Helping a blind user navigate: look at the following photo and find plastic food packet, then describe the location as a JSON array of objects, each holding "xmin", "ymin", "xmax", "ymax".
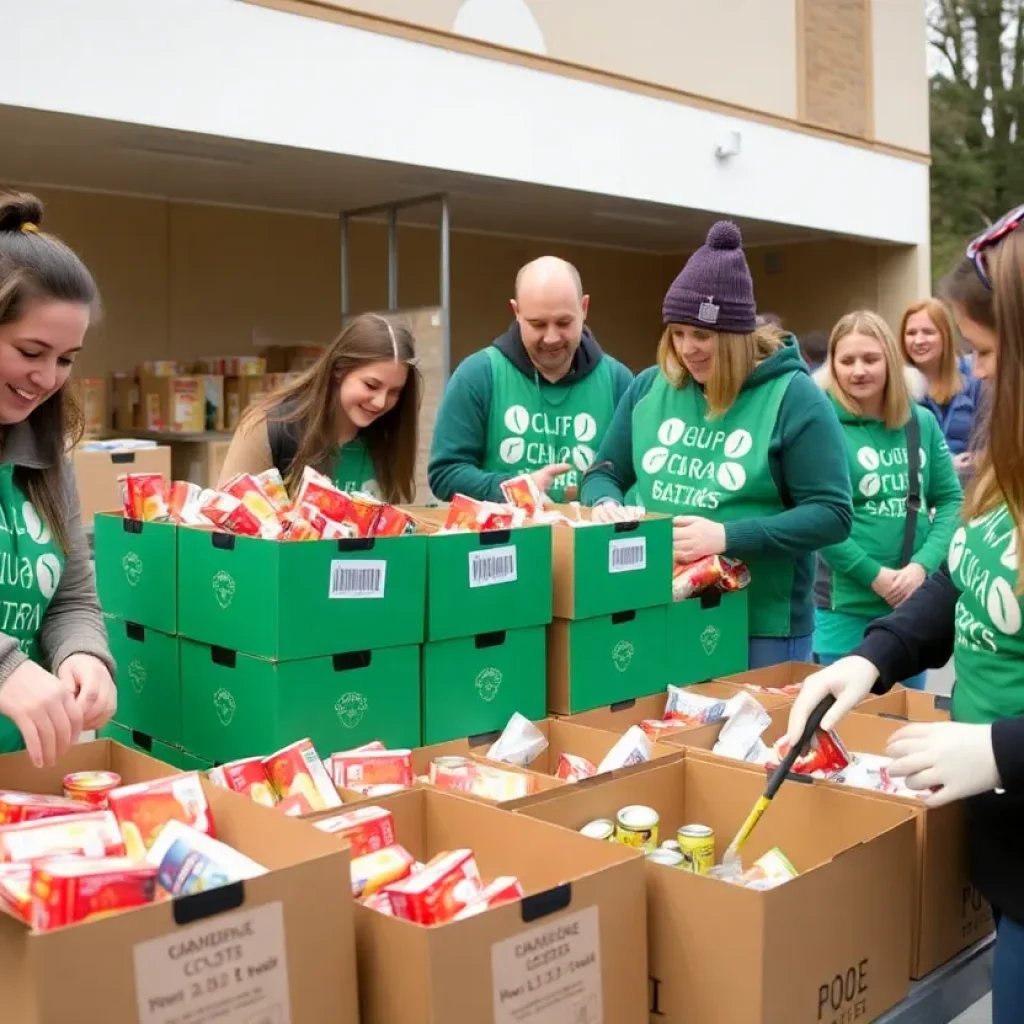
[
  {"xmin": 362, "ymin": 890, "xmax": 395, "ymax": 915},
  {"xmin": 837, "ymin": 753, "xmax": 916, "ymax": 797},
  {"xmin": 452, "ymin": 876, "xmax": 524, "ymax": 920},
  {"xmin": 766, "ymin": 728, "xmax": 851, "ymax": 779},
  {"xmin": 372, "ymin": 505, "xmax": 417, "ymax": 538},
  {"xmin": 207, "ymin": 757, "xmax": 278, "ymax": 808},
  {"xmin": 712, "ymin": 693, "xmax": 773, "ymax": 762},
  {"xmin": 31, "ymin": 856, "xmax": 159, "ymax": 931},
  {"xmin": 165, "ymin": 480, "xmax": 201, "ymax": 520},
  {"xmin": 383, "ymin": 849, "xmax": 483, "ymax": 925},
  {"xmin": 146, "ymin": 820, "xmax": 268, "ymax": 896},
  {"xmin": 0, "ymin": 810, "xmax": 127, "ymax": 863},
  {"xmin": 664, "ymin": 686, "xmax": 728, "ymax": 727},
  {"xmin": 500, "ymin": 475, "xmax": 546, "ymax": 517},
  {"xmin": 719, "ymin": 557, "xmax": 752, "ymax": 592},
  {"xmin": 295, "ymin": 466, "xmax": 353, "ymax": 524},
  {"xmin": 119, "ymin": 473, "xmax": 168, "ymax": 522},
  {"xmin": 742, "ymin": 681, "xmax": 804, "ymax": 696},
  {"xmin": 556, "ymin": 753, "xmax": 598, "ymax": 783},
  {"xmin": 255, "ymin": 467, "xmax": 290, "ymax": 511},
  {"xmin": 0, "ymin": 791, "xmax": 92, "ymax": 825},
  {"xmin": 428, "ymin": 759, "xmax": 535, "ymax": 802},
  {"xmin": 444, "ymin": 494, "xmax": 518, "ymax": 533},
  {"xmin": 0, "ymin": 863, "xmax": 31, "ymax": 922},
  {"xmin": 345, "ymin": 493, "xmax": 384, "ymax": 537},
  {"xmin": 639, "ymin": 719, "xmax": 683, "ymax": 741},
  {"xmin": 263, "ymin": 739, "xmax": 342, "ymax": 812},
  {"xmin": 329, "ymin": 749, "xmax": 414, "ymax": 790},
  {"xmin": 221, "ymin": 473, "xmax": 283, "ymax": 537},
  {"xmin": 313, "ymin": 806, "xmax": 397, "ymax": 857},
  {"xmin": 108, "ymin": 774, "xmax": 215, "ymax": 858},
  {"xmin": 350, "ymin": 844, "xmax": 416, "ymax": 899},
  {"xmin": 485, "ymin": 713, "xmax": 549, "ymax": 768},
  {"xmin": 736, "ymin": 848, "xmax": 798, "ymax": 890},
  {"xmin": 672, "ymin": 555, "xmax": 724, "ymax": 601},
  {"xmin": 596, "ymin": 725, "xmax": 653, "ymax": 773}
]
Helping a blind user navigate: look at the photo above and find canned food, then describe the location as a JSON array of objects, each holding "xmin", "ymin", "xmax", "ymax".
[
  {"xmin": 646, "ymin": 848, "xmax": 684, "ymax": 868},
  {"xmin": 579, "ymin": 818, "xmax": 615, "ymax": 842},
  {"xmin": 615, "ymin": 805, "xmax": 659, "ymax": 851},
  {"xmin": 63, "ymin": 771, "xmax": 121, "ymax": 810},
  {"xmin": 678, "ymin": 824, "xmax": 715, "ymax": 875},
  {"xmin": 661, "ymin": 840, "xmax": 681, "ymax": 853}
]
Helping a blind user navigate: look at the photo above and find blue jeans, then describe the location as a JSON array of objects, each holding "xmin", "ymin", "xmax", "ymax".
[
  {"xmin": 747, "ymin": 634, "xmax": 813, "ymax": 670},
  {"xmin": 814, "ymin": 652, "xmax": 927, "ymax": 690},
  {"xmin": 994, "ymin": 912, "xmax": 1024, "ymax": 1024}
]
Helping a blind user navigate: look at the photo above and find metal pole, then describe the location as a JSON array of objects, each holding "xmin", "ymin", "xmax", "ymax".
[
  {"xmin": 388, "ymin": 209, "xmax": 399, "ymax": 311},
  {"xmin": 340, "ymin": 214, "xmax": 350, "ymax": 321},
  {"xmin": 440, "ymin": 194, "xmax": 451, "ymax": 383}
]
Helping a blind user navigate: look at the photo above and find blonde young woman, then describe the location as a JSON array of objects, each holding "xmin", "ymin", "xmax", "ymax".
[
  {"xmin": 900, "ymin": 297, "xmax": 983, "ymax": 471},
  {"xmin": 812, "ymin": 312, "xmax": 962, "ymax": 686},
  {"xmin": 219, "ymin": 313, "xmax": 421, "ymax": 501},
  {"xmin": 581, "ymin": 221, "xmax": 852, "ymax": 669}
]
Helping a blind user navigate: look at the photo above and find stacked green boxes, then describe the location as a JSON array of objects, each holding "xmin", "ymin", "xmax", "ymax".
[
  {"xmin": 667, "ymin": 588, "xmax": 749, "ymax": 684},
  {"xmin": 418, "ymin": 517, "xmax": 551, "ymax": 744},
  {"xmin": 546, "ymin": 516, "xmax": 673, "ymax": 714}
]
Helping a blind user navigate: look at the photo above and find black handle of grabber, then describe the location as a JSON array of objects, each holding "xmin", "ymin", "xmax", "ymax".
[{"xmin": 764, "ymin": 695, "xmax": 836, "ymax": 800}]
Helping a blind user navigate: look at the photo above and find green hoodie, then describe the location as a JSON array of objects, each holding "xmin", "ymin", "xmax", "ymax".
[
  {"xmin": 581, "ymin": 336, "xmax": 852, "ymax": 638},
  {"xmin": 815, "ymin": 385, "xmax": 963, "ymax": 651}
]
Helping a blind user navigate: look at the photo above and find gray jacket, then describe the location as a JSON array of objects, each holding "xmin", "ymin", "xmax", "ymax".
[{"xmin": 0, "ymin": 422, "xmax": 114, "ymax": 685}]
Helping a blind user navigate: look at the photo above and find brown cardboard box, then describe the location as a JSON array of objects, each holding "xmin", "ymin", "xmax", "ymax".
[
  {"xmin": 77, "ymin": 377, "xmax": 107, "ymax": 437},
  {"xmin": 225, "ymin": 375, "xmax": 267, "ymax": 430},
  {"xmin": 858, "ymin": 685, "xmax": 953, "ymax": 721},
  {"xmin": 0, "ymin": 740, "xmax": 359, "ymax": 1024},
  {"xmin": 522, "ymin": 756, "xmax": 917, "ymax": 1023},
  {"xmin": 170, "ymin": 438, "xmax": 232, "ymax": 489},
  {"xmin": 712, "ymin": 659, "xmax": 819, "ymax": 701},
  {"xmin": 681, "ymin": 708, "xmax": 995, "ymax": 979},
  {"xmin": 111, "ymin": 372, "xmax": 138, "ymax": 431},
  {"xmin": 141, "ymin": 375, "xmax": 205, "ymax": 433},
  {"xmin": 73, "ymin": 445, "xmax": 172, "ymax": 526},
  {"xmin": 312, "ymin": 786, "xmax": 648, "ymax": 1024}
]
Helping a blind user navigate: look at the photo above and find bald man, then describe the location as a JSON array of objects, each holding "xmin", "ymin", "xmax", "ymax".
[{"xmin": 429, "ymin": 256, "xmax": 633, "ymax": 503}]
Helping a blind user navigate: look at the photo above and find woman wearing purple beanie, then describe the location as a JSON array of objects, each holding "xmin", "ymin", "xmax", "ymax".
[{"xmin": 582, "ymin": 221, "xmax": 853, "ymax": 669}]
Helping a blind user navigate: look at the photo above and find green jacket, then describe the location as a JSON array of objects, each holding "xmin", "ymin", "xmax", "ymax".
[{"xmin": 581, "ymin": 336, "xmax": 853, "ymax": 637}]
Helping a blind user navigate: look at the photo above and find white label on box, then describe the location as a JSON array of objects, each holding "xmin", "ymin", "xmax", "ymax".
[
  {"xmin": 608, "ymin": 537, "xmax": 647, "ymax": 574},
  {"xmin": 330, "ymin": 559, "xmax": 387, "ymax": 599},
  {"xmin": 133, "ymin": 901, "xmax": 291, "ymax": 1024},
  {"xmin": 491, "ymin": 905, "xmax": 602, "ymax": 1023},
  {"xmin": 469, "ymin": 546, "xmax": 518, "ymax": 588}
]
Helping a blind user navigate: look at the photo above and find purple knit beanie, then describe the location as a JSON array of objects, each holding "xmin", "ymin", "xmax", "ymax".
[{"xmin": 662, "ymin": 221, "xmax": 757, "ymax": 333}]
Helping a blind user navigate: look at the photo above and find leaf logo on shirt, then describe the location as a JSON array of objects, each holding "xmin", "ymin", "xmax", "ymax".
[
  {"xmin": 36, "ymin": 554, "xmax": 62, "ymax": 601},
  {"xmin": 987, "ymin": 577, "xmax": 1022, "ymax": 637}
]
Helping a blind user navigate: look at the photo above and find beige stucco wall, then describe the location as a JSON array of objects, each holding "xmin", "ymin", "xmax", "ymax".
[{"xmin": 869, "ymin": 0, "xmax": 930, "ymax": 152}]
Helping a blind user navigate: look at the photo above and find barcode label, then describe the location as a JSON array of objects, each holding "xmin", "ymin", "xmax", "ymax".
[
  {"xmin": 609, "ymin": 538, "xmax": 647, "ymax": 573},
  {"xmin": 469, "ymin": 546, "xmax": 518, "ymax": 588},
  {"xmin": 329, "ymin": 559, "xmax": 387, "ymax": 599}
]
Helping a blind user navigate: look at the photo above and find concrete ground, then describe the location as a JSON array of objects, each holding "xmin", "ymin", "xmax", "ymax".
[{"xmin": 927, "ymin": 660, "xmax": 991, "ymax": 1024}]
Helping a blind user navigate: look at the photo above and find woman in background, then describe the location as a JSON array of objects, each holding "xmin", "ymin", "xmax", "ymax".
[{"xmin": 219, "ymin": 313, "xmax": 421, "ymax": 501}]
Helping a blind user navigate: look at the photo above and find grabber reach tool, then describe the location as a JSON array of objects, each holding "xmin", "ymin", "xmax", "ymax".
[{"xmin": 721, "ymin": 694, "xmax": 836, "ymax": 871}]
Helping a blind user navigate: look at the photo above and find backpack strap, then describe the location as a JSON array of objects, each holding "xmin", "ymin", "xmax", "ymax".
[
  {"xmin": 900, "ymin": 412, "xmax": 922, "ymax": 567},
  {"xmin": 266, "ymin": 411, "xmax": 301, "ymax": 481}
]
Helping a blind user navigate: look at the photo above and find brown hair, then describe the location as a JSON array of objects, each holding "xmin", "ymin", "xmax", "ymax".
[
  {"xmin": 0, "ymin": 191, "xmax": 99, "ymax": 553},
  {"xmin": 826, "ymin": 310, "xmax": 911, "ymax": 430},
  {"xmin": 941, "ymin": 237, "xmax": 1023, "ymax": 588},
  {"xmin": 898, "ymin": 297, "xmax": 962, "ymax": 404},
  {"xmin": 656, "ymin": 322, "xmax": 785, "ymax": 417},
  {"xmin": 250, "ymin": 314, "xmax": 420, "ymax": 502}
]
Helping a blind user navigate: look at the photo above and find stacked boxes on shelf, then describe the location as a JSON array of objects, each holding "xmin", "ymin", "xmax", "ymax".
[{"xmin": 546, "ymin": 511, "xmax": 673, "ymax": 714}]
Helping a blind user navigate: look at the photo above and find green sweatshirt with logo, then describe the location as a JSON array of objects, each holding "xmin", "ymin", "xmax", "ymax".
[
  {"xmin": 581, "ymin": 336, "xmax": 852, "ymax": 638},
  {"xmin": 816, "ymin": 387, "xmax": 963, "ymax": 624}
]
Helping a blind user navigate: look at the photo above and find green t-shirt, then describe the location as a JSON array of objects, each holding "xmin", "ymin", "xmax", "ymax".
[
  {"xmin": 0, "ymin": 465, "xmax": 66, "ymax": 752},
  {"xmin": 333, "ymin": 439, "xmax": 377, "ymax": 496},
  {"xmin": 631, "ymin": 372, "xmax": 795, "ymax": 637},
  {"xmin": 481, "ymin": 347, "xmax": 617, "ymax": 503},
  {"xmin": 950, "ymin": 504, "xmax": 1024, "ymax": 724}
]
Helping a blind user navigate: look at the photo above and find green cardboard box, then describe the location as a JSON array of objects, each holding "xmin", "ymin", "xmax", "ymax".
[
  {"xmin": 415, "ymin": 514, "xmax": 553, "ymax": 641},
  {"xmin": 94, "ymin": 513, "xmax": 177, "ymax": 634},
  {"xmin": 175, "ymin": 527, "xmax": 427, "ymax": 660},
  {"xmin": 105, "ymin": 616, "xmax": 181, "ymax": 745},
  {"xmin": 96, "ymin": 722, "xmax": 211, "ymax": 771},
  {"xmin": 546, "ymin": 605, "xmax": 669, "ymax": 715},
  {"xmin": 421, "ymin": 626, "xmax": 547, "ymax": 744},
  {"xmin": 179, "ymin": 639, "xmax": 422, "ymax": 763},
  {"xmin": 551, "ymin": 512, "xmax": 673, "ymax": 619},
  {"xmin": 666, "ymin": 589, "xmax": 749, "ymax": 684}
]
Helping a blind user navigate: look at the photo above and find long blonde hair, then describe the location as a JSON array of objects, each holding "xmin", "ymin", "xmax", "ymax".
[
  {"xmin": 827, "ymin": 311, "xmax": 912, "ymax": 430},
  {"xmin": 899, "ymin": 298, "xmax": 962, "ymax": 404},
  {"xmin": 656, "ymin": 323, "xmax": 785, "ymax": 417},
  {"xmin": 244, "ymin": 314, "xmax": 421, "ymax": 502}
]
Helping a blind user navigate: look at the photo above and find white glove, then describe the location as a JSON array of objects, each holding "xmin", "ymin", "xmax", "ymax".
[
  {"xmin": 886, "ymin": 722, "xmax": 1002, "ymax": 808},
  {"xmin": 785, "ymin": 656, "xmax": 879, "ymax": 745}
]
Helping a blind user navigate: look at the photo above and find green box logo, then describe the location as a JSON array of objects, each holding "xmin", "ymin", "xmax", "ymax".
[{"xmin": 335, "ymin": 691, "xmax": 368, "ymax": 728}]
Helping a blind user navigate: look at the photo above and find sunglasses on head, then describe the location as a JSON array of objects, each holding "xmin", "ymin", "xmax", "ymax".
[{"xmin": 967, "ymin": 203, "xmax": 1024, "ymax": 289}]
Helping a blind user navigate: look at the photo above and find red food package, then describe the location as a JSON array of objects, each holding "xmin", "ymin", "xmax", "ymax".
[
  {"xmin": 165, "ymin": 480, "xmax": 201, "ymax": 520},
  {"xmin": 330, "ymin": 749, "xmax": 414, "ymax": 790},
  {"xmin": 672, "ymin": 555, "xmax": 725, "ymax": 600},
  {"xmin": 276, "ymin": 793, "xmax": 316, "ymax": 817},
  {"xmin": 0, "ymin": 811, "xmax": 126, "ymax": 863},
  {"xmin": 719, "ymin": 557, "xmax": 751, "ymax": 592},
  {"xmin": 383, "ymin": 849, "xmax": 483, "ymax": 925},
  {"xmin": 31, "ymin": 857, "xmax": 158, "ymax": 931},
  {"xmin": 107, "ymin": 773, "xmax": 215, "ymax": 858},
  {"xmin": 255, "ymin": 468, "xmax": 290, "ymax": 511},
  {"xmin": 222, "ymin": 473, "xmax": 283, "ymax": 537},
  {"xmin": 0, "ymin": 791, "xmax": 92, "ymax": 825},
  {"xmin": 362, "ymin": 890, "xmax": 395, "ymax": 915},
  {"xmin": 223, "ymin": 500, "xmax": 268, "ymax": 538},
  {"xmin": 207, "ymin": 758, "xmax": 278, "ymax": 808},
  {"xmin": 372, "ymin": 504, "xmax": 417, "ymax": 538},
  {"xmin": 452, "ymin": 876, "xmax": 524, "ymax": 920},
  {"xmin": 199, "ymin": 492, "xmax": 242, "ymax": 528},
  {"xmin": 295, "ymin": 467, "xmax": 353, "ymax": 524},
  {"xmin": 313, "ymin": 805, "xmax": 396, "ymax": 857},
  {"xmin": 0, "ymin": 863, "xmax": 31, "ymax": 922},
  {"xmin": 444, "ymin": 494, "xmax": 518, "ymax": 533},
  {"xmin": 345, "ymin": 493, "xmax": 383, "ymax": 538},
  {"xmin": 500, "ymin": 475, "xmax": 545, "ymax": 517},
  {"xmin": 119, "ymin": 473, "xmax": 168, "ymax": 522},
  {"xmin": 262, "ymin": 739, "xmax": 342, "ymax": 812},
  {"xmin": 556, "ymin": 753, "xmax": 597, "ymax": 783},
  {"xmin": 639, "ymin": 719, "xmax": 684, "ymax": 741},
  {"xmin": 351, "ymin": 844, "xmax": 416, "ymax": 899},
  {"xmin": 766, "ymin": 728, "xmax": 851, "ymax": 779}
]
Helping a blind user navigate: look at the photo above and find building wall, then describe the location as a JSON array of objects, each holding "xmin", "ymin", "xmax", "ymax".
[{"xmin": 32, "ymin": 187, "xmax": 924, "ymax": 382}]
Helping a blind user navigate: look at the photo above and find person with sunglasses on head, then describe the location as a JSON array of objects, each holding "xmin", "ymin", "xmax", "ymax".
[
  {"xmin": 581, "ymin": 221, "xmax": 853, "ymax": 669},
  {"xmin": 786, "ymin": 203, "xmax": 1024, "ymax": 1023}
]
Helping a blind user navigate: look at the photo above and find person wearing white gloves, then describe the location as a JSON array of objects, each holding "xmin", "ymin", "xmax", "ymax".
[{"xmin": 787, "ymin": 202, "xmax": 1024, "ymax": 1024}]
